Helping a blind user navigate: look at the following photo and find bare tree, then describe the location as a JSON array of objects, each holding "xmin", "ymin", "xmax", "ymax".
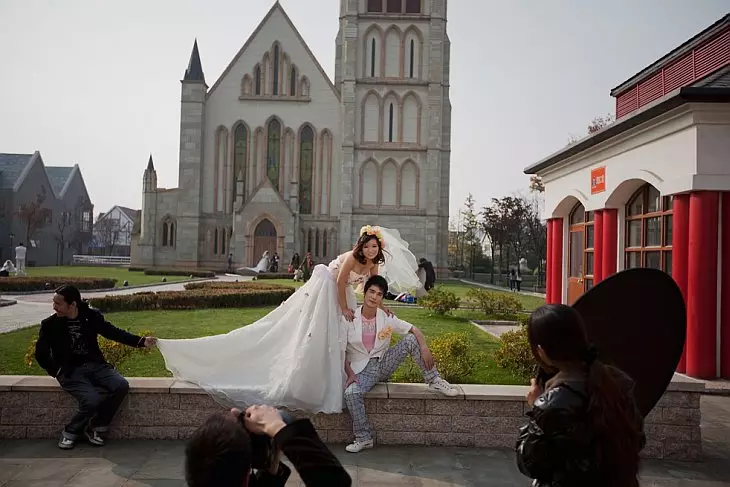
[
  {"xmin": 16, "ymin": 186, "xmax": 51, "ymax": 244},
  {"xmin": 95, "ymin": 213, "xmax": 120, "ymax": 256},
  {"xmin": 567, "ymin": 113, "xmax": 616, "ymax": 145},
  {"xmin": 55, "ymin": 207, "xmax": 72, "ymax": 265}
]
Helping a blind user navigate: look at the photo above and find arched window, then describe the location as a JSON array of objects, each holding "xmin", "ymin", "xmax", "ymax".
[
  {"xmin": 273, "ymin": 45, "xmax": 280, "ymax": 95},
  {"xmin": 568, "ymin": 204, "xmax": 594, "ymax": 304},
  {"xmin": 315, "ymin": 228, "xmax": 321, "ymax": 257},
  {"xmin": 220, "ymin": 227, "xmax": 226, "ymax": 255},
  {"xmin": 254, "ymin": 66, "xmax": 262, "ymax": 95},
  {"xmin": 409, "ymin": 39, "xmax": 415, "ymax": 77},
  {"xmin": 162, "ymin": 219, "xmax": 176, "ymax": 247},
  {"xmin": 267, "ymin": 119, "xmax": 281, "ymax": 190},
  {"xmin": 214, "ymin": 228, "xmax": 219, "ymax": 254},
  {"xmin": 370, "ymin": 38, "xmax": 376, "ymax": 77},
  {"xmin": 233, "ymin": 124, "xmax": 247, "ymax": 205},
  {"xmin": 162, "ymin": 222, "xmax": 168, "ymax": 247},
  {"xmin": 299, "ymin": 126, "xmax": 314, "ymax": 214},
  {"xmin": 290, "ymin": 66, "xmax": 296, "ymax": 95},
  {"xmin": 169, "ymin": 223, "xmax": 175, "ymax": 247},
  {"xmin": 323, "ymin": 229, "xmax": 328, "ymax": 257},
  {"xmin": 388, "ymin": 103, "xmax": 394, "ymax": 142},
  {"xmin": 625, "ymin": 184, "xmax": 673, "ymax": 273}
]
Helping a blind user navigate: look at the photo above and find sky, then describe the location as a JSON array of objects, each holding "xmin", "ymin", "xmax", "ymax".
[{"xmin": 0, "ymin": 0, "xmax": 727, "ymax": 220}]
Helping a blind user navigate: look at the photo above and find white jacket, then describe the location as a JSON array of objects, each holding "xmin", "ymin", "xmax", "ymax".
[{"xmin": 345, "ymin": 307, "xmax": 413, "ymax": 374}]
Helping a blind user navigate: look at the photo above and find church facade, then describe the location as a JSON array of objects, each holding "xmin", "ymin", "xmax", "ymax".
[{"xmin": 132, "ymin": 0, "xmax": 451, "ymax": 271}]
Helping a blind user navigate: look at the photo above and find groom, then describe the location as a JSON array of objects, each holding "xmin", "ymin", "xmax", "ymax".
[{"xmin": 343, "ymin": 275, "xmax": 458, "ymax": 453}]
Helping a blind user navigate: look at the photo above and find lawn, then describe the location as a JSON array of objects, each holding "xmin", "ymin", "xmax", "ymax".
[
  {"xmin": 0, "ymin": 307, "xmax": 525, "ymax": 386},
  {"xmin": 26, "ymin": 266, "xmax": 190, "ymax": 287}
]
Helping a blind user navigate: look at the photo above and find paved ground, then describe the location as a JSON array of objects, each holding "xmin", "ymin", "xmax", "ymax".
[
  {"xmin": 0, "ymin": 276, "xmax": 245, "ymax": 334},
  {"xmin": 1, "ymin": 396, "xmax": 729, "ymax": 486}
]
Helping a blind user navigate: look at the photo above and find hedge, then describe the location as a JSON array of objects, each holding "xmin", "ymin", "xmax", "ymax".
[
  {"xmin": 143, "ymin": 268, "xmax": 215, "ymax": 278},
  {"xmin": 184, "ymin": 281, "xmax": 294, "ymax": 292},
  {"xmin": 88, "ymin": 284, "xmax": 295, "ymax": 312},
  {"xmin": 0, "ymin": 277, "xmax": 117, "ymax": 292},
  {"xmin": 128, "ymin": 266, "xmax": 145, "ymax": 272},
  {"xmin": 255, "ymin": 272, "xmax": 295, "ymax": 279}
]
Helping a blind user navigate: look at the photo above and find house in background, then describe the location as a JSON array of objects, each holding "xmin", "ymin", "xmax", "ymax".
[
  {"xmin": 0, "ymin": 151, "xmax": 93, "ymax": 266},
  {"xmin": 92, "ymin": 206, "xmax": 139, "ymax": 256}
]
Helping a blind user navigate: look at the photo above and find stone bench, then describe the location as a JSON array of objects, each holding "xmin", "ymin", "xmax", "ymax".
[{"xmin": 0, "ymin": 374, "xmax": 704, "ymax": 461}]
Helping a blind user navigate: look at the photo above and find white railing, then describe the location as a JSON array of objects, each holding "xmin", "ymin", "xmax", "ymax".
[{"xmin": 72, "ymin": 255, "xmax": 131, "ymax": 266}]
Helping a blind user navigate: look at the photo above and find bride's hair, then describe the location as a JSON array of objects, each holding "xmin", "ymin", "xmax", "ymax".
[{"xmin": 352, "ymin": 233, "xmax": 385, "ymax": 265}]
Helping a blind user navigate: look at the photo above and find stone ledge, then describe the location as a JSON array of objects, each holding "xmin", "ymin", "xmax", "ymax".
[{"xmin": 0, "ymin": 375, "xmax": 704, "ymax": 461}]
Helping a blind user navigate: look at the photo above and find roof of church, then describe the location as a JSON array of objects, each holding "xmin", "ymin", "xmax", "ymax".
[
  {"xmin": 206, "ymin": 2, "xmax": 339, "ymax": 99},
  {"xmin": 0, "ymin": 153, "xmax": 33, "ymax": 189},
  {"xmin": 183, "ymin": 39, "xmax": 206, "ymax": 83},
  {"xmin": 45, "ymin": 166, "xmax": 75, "ymax": 196},
  {"xmin": 146, "ymin": 154, "xmax": 155, "ymax": 171}
]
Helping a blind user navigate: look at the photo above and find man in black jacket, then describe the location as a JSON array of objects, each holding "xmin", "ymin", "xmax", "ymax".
[
  {"xmin": 418, "ymin": 258, "xmax": 436, "ymax": 291},
  {"xmin": 34, "ymin": 284, "xmax": 157, "ymax": 450},
  {"xmin": 185, "ymin": 405, "xmax": 351, "ymax": 487}
]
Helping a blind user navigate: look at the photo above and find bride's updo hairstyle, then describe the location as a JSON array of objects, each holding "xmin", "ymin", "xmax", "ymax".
[{"xmin": 352, "ymin": 231, "xmax": 385, "ymax": 265}]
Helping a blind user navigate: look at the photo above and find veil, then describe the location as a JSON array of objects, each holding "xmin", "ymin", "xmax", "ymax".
[{"xmin": 376, "ymin": 227, "xmax": 423, "ymax": 294}]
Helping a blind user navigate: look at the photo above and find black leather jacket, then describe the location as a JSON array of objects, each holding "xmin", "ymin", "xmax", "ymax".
[{"xmin": 515, "ymin": 369, "xmax": 645, "ymax": 487}]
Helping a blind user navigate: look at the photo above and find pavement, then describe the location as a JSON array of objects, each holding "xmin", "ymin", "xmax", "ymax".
[{"xmin": 1, "ymin": 395, "xmax": 729, "ymax": 486}]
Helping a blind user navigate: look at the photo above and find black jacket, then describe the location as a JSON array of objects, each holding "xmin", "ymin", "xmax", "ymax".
[
  {"xmin": 515, "ymin": 369, "xmax": 645, "ymax": 487},
  {"xmin": 252, "ymin": 419, "xmax": 351, "ymax": 487},
  {"xmin": 35, "ymin": 306, "xmax": 144, "ymax": 378}
]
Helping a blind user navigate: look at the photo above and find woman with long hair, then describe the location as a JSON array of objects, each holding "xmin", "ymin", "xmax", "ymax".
[
  {"xmin": 516, "ymin": 304, "xmax": 646, "ymax": 487},
  {"xmin": 157, "ymin": 226, "xmax": 421, "ymax": 414}
]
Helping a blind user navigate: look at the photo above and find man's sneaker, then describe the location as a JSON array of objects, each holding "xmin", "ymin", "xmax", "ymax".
[
  {"xmin": 85, "ymin": 427, "xmax": 105, "ymax": 446},
  {"xmin": 429, "ymin": 378, "xmax": 459, "ymax": 397},
  {"xmin": 58, "ymin": 436, "xmax": 75, "ymax": 450},
  {"xmin": 345, "ymin": 439, "xmax": 374, "ymax": 453}
]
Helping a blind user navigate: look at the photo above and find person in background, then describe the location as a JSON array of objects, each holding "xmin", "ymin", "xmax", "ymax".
[
  {"xmin": 515, "ymin": 270, "xmax": 522, "ymax": 292},
  {"xmin": 14, "ymin": 242, "xmax": 27, "ymax": 276}
]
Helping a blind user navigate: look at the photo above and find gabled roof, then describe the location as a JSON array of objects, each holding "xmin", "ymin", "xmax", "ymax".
[
  {"xmin": 118, "ymin": 206, "xmax": 139, "ymax": 221},
  {"xmin": 0, "ymin": 153, "xmax": 33, "ymax": 189},
  {"xmin": 45, "ymin": 166, "xmax": 74, "ymax": 197},
  {"xmin": 206, "ymin": 2, "xmax": 339, "ymax": 100}
]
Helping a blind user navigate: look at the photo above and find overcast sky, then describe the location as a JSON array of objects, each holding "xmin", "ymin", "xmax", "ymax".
[{"xmin": 0, "ymin": 0, "xmax": 727, "ymax": 219}]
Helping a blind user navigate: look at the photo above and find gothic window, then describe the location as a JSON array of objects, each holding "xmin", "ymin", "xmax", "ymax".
[
  {"xmin": 384, "ymin": 28, "xmax": 400, "ymax": 77},
  {"xmin": 315, "ymin": 228, "xmax": 321, "ymax": 257},
  {"xmin": 409, "ymin": 39, "xmax": 415, "ymax": 77},
  {"xmin": 388, "ymin": 103, "xmax": 394, "ymax": 142},
  {"xmin": 323, "ymin": 229, "xmax": 328, "ymax": 257},
  {"xmin": 402, "ymin": 94, "xmax": 419, "ymax": 143},
  {"xmin": 162, "ymin": 222, "xmax": 168, "ymax": 246},
  {"xmin": 387, "ymin": 0, "xmax": 401, "ymax": 12},
  {"xmin": 290, "ymin": 66, "xmax": 296, "ymax": 95},
  {"xmin": 214, "ymin": 228, "xmax": 219, "ymax": 254},
  {"xmin": 625, "ymin": 184, "xmax": 673, "ymax": 274},
  {"xmin": 267, "ymin": 119, "xmax": 281, "ymax": 190},
  {"xmin": 367, "ymin": 0, "xmax": 382, "ymax": 12},
  {"xmin": 299, "ymin": 126, "xmax": 314, "ymax": 214},
  {"xmin": 254, "ymin": 65, "xmax": 262, "ymax": 95},
  {"xmin": 299, "ymin": 77, "xmax": 310, "ymax": 97},
  {"xmin": 405, "ymin": 0, "xmax": 421, "ymax": 13},
  {"xmin": 273, "ymin": 45, "xmax": 280, "ymax": 95},
  {"xmin": 233, "ymin": 124, "xmax": 247, "ymax": 205},
  {"xmin": 381, "ymin": 161, "xmax": 397, "ymax": 206},
  {"xmin": 363, "ymin": 92, "xmax": 380, "ymax": 142},
  {"xmin": 220, "ymin": 227, "xmax": 226, "ymax": 255},
  {"xmin": 370, "ymin": 38, "xmax": 376, "ymax": 77},
  {"xmin": 400, "ymin": 161, "xmax": 418, "ymax": 206},
  {"xmin": 361, "ymin": 161, "xmax": 378, "ymax": 206},
  {"xmin": 169, "ymin": 223, "xmax": 175, "ymax": 247}
]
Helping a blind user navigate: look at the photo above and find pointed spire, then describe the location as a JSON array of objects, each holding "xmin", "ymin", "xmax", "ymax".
[
  {"xmin": 146, "ymin": 154, "xmax": 154, "ymax": 171},
  {"xmin": 183, "ymin": 39, "xmax": 206, "ymax": 83}
]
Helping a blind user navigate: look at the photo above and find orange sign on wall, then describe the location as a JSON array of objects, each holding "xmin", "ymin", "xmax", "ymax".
[{"xmin": 591, "ymin": 166, "xmax": 606, "ymax": 195}]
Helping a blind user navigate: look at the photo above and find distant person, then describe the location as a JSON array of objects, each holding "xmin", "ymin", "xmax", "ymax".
[
  {"xmin": 515, "ymin": 270, "xmax": 522, "ymax": 292},
  {"xmin": 227, "ymin": 253, "xmax": 233, "ymax": 273},
  {"xmin": 417, "ymin": 258, "xmax": 436, "ymax": 291},
  {"xmin": 14, "ymin": 242, "xmax": 27, "ymax": 275}
]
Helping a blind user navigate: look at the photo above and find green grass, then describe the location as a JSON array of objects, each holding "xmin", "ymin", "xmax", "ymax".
[
  {"xmin": 26, "ymin": 266, "xmax": 190, "ymax": 287},
  {"xmin": 0, "ymin": 307, "xmax": 524, "ymax": 385}
]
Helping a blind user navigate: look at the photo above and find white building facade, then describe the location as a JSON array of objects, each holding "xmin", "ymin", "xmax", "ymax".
[{"xmin": 133, "ymin": 0, "xmax": 451, "ymax": 272}]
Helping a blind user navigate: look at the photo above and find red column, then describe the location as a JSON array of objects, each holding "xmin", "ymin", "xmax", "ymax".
[
  {"xmin": 686, "ymin": 191, "xmax": 719, "ymax": 379},
  {"xmin": 601, "ymin": 209, "xmax": 618, "ymax": 277},
  {"xmin": 672, "ymin": 194, "xmax": 690, "ymax": 373},
  {"xmin": 550, "ymin": 217, "xmax": 564, "ymax": 304},
  {"xmin": 721, "ymin": 192, "xmax": 730, "ymax": 378},
  {"xmin": 546, "ymin": 219, "xmax": 553, "ymax": 304},
  {"xmin": 594, "ymin": 210, "xmax": 604, "ymax": 283}
]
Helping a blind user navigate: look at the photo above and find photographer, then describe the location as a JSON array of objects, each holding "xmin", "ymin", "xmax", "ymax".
[{"xmin": 185, "ymin": 405, "xmax": 351, "ymax": 487}]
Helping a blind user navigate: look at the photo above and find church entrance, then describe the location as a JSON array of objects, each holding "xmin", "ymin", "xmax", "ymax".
[{"xmin": 253, "ymin": 219, "xmax": 277, "ymax": 266}]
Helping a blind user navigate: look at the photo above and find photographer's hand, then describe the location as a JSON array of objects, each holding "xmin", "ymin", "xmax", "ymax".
[{"xmin": 244, "ymin": 405, "xmax": 287, "ymax": 437}]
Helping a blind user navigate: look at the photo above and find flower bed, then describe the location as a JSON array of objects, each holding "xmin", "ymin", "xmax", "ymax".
[
  {"xmin": 0, "ymin": 277, "xmax": 117, "ymax": 292},
  {"xmin": 88, "ymin": 282, "xmax": 295, "ymax": 312}
]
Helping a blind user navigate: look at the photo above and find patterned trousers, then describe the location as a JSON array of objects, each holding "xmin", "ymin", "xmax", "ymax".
[{"xmin": 344, "ymin": 334, "xmax": 439, "ymax": 442}]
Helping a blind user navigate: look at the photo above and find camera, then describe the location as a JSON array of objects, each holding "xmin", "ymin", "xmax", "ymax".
[{"xmin": 238, "ymin": 409, "xmax": 295, "ymax": 478}]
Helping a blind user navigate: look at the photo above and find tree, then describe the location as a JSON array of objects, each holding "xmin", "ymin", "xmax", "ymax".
[
  {"xmin": 95, "ymin": 213, "xmax": 120, "ymax": 256},
  {"xmin": 499, "ymin": 196, "xmax": 529, "ymax": 273},
  {"xmin": 480, "ymin": 204, "xmax": 503, "ymax": 284},
  {"xmin": 461, "ymin": 194, "xmax": 481, "ymax": 279},
  {"xmin": 567, "ymin": 113, "xmax": 616, "ymax": 144},
  {"xmin": 15, "ymin": 186, "xmax": 51, "ymax": 244},
  {"xmin": 55, "ymin": 207, "xmax": 72, "ymax": 265}
]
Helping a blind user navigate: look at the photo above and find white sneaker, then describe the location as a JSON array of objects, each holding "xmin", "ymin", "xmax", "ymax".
[
  {"xmin": 345, "ymin": 439, "xmax": 374, "ymax": 453},
  {"xmin": 429, "ymin": 378, "xmax": 459, "ymax": 397}
]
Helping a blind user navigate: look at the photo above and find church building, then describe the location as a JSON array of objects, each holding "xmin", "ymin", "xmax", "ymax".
[{"xmin": 132, "ymin": 0, "xmax": 451, "ymax": 272}]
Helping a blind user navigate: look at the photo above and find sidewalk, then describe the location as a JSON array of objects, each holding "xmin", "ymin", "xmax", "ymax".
[{"xmin": 458, "ymin": 279, "xmax": 546, "ymax": 299}]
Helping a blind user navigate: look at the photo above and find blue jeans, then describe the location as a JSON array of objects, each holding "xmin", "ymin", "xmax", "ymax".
[{"xmin": 58, "ymin": 363, "xmax": 129, "ymax": 439}]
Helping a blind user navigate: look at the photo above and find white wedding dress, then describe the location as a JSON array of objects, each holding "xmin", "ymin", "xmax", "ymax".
[
  {"xmin": 237, "ymin": 251, "xmax": 270, "ymax": 274},
  {"xmin": 157, "ymin": 227, "xmax": 422, "ymax": 413}
]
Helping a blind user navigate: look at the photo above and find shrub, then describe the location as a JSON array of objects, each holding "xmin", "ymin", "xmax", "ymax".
[
  {"xmin": 184, "ymin": 281, "xmax": 294, "ymax": 292},
  {"xmin": 389, "ymin": 332, "xmax": 482, "ymax": 384},
  {"xmin": 88, "ymin": 283, "xmax": 295, "ymax": 312},
  {"xmin": 143, "ymin": 268, "xmax": 215, "ymax": 278},
  {"xmin": 419, "ymin": 287, "xmax": 460, "ymax": 315},
  {"xmin": 466, "ymin": 288, "xmax": 522, "ymax": 317},
  {"xmin": 256, "ymin": 272, "xmax": 295, "ymax": 280},
  {"xmin": 493, "ymin": 325, "xmax": 535, "ymax": 381},
  {"xmin": 25, "ymin": 329, "xmax": 154, "ymax": 369},
  {"xmin": 127, "ymin": 266, "xmax": 146, "ymax": 272},
  {"xmin": 0, "ymin": 277, "xmax": 117, "ymax": 292}
]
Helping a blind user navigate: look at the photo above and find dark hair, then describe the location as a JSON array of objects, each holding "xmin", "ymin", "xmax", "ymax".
[
  {"xmin": 55, "ymin": 284, "xmax": 89, "ymax": 312},
  {"xmin": 185, "ymin": 412, "xmax": 252, "ymax": 487},
  {"xmin": 364, "ymin": 275, "xmax": 388, "ymax": 295},
  {"xmin": 528, "ymin": 304, "xmax": 642, "ymax": 486},
  {"xmin": 352, "ymin": 233, "xmax": 385, "ymax": 265}
]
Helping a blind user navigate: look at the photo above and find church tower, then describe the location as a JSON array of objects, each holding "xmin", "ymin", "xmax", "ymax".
[
  {"xmin": 177, "ymin": 39, "xmax": 207, "ymax": 266},
  {"xmin": 336, "ymin": 0, "xmax": 451, "ymax": 270}
]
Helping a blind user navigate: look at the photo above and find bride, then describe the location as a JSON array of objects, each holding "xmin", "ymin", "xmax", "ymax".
[
  {"xmin": 157, "ymin": 225, "xmax": 422, "ymax": 413},
  {"xmin": 237, "ymin": 250, "xmax": 269, "ymax": 274}
]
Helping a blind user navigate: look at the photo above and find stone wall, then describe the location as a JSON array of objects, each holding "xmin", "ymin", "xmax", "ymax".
[{"xmin": 0, "ymin": 376, "xmax": 704, "ymax": 461}]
